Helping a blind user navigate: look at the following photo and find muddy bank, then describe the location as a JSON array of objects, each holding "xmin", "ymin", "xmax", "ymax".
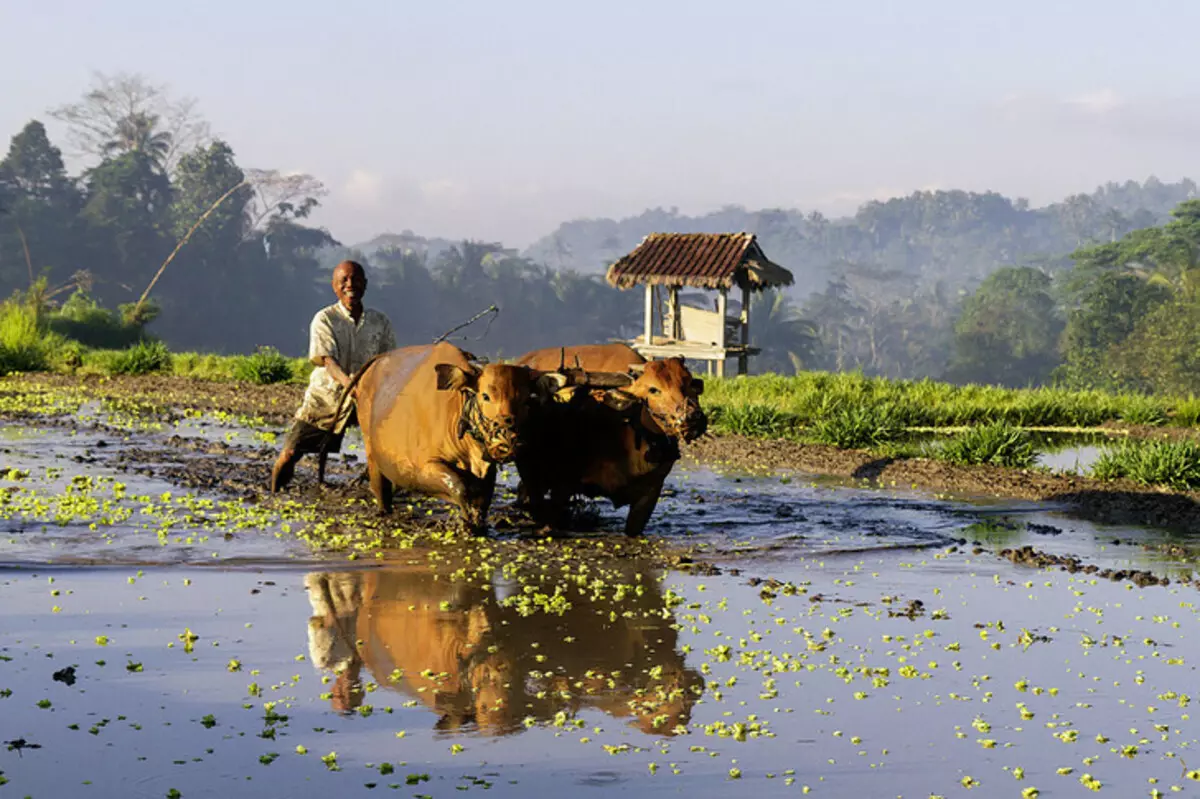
[
  {"xmin": 687, "ymin": 434, "xmax": 1200, "ymax": 531},
  {"xmin": 3, "ymin": 372, "xmax": 304, "ymax": 425}
]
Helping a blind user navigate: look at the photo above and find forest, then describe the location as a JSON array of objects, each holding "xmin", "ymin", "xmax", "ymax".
[{"xmin": 2, "ymin": 72, "xmax": 1198, "ymax": 393}]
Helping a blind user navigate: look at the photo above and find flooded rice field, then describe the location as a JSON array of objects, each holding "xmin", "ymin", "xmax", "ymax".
[{"xmin": 5, "ymin": 409, "xmax": 1200, "ymax": 797}]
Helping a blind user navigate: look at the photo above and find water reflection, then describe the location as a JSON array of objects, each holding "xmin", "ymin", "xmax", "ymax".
[{"xmin": 304, "ymin": 564, "xmax": 702, "ymax": 737}]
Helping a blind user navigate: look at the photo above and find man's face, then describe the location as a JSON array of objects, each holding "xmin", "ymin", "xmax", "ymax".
[{"xmin": 333, "ymin": 264, "xmax": 367, "ymax": 310}]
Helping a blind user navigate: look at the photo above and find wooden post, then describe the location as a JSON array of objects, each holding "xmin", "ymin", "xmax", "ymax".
[
  {"xmin": 668, "ymin": 286, "xmax": 680, "ymax": 341},
  {"xmin": 643, "ymin": 284, "xmax": 654, "ymax": 347},
  {"xmin": 738, "ymin": 284, "xmax": 751, "ymax": 375},
  {"xmin": 715, "ymin": 288, "xmax": 727, "ymax": 378}
]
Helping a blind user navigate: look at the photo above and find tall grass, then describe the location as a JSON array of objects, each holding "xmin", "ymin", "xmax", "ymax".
[
  {"xmin": 0, "ymin": 299, "xmax": 61, "ymax": 374},
  {"xmin": 1090, "ymin": 439, "xmax": 1200, "ymax": 490},
  {"xmin": 701, "ymin": 371, "xmax": 1200, "ymax": 434},
  {"xmin": 809, "ymin": 402, "xmax": 906, "ymax": 449},
  {"xmin": 232, "ymin": 346, "xmax": 295, "ymax": 384},
  {"xmin": 932, "ymin": 422, "xmax": 1036, "ymax": 468},
  {"xmin": 106, "ymin": 341, "xmax": 172, "ymax": 375}
]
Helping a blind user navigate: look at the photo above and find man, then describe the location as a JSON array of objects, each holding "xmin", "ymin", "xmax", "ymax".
[{"xmin": 270, "ymin": 260, "xmax": 395, "ymax": 492}]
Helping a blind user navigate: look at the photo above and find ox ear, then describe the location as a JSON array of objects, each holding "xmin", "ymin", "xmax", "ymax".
[
  {"xmin": 436, "ymin": 363, "xmax": 479, "ymax": 392},
  {"xmin": 601, "ymin": 389, "xmax": 639, "ymax": 413},
  {"xmin": 691, "ymin": 378, "xmax": 705, "ymax": 396}
]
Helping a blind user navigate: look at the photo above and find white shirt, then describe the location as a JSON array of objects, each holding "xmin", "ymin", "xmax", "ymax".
[{"xmin": 295, "ymin": 302, "xmax": 395, "ymax": 432}]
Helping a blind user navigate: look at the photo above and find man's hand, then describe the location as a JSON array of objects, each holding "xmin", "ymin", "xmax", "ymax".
[{"xmin": 322, "ymin": 357, "xmax": 352, "ymax": 391}]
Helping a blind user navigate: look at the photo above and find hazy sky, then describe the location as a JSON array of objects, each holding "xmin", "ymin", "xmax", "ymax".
[{"xmin": 4, "ymin": 0, "xmax": 1199, "ymax": 248}]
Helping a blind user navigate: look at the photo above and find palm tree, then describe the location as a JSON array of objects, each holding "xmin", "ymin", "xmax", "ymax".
[
  {"xmin": 749, "ymin": 289, "xmax": 819, "ymax": 375},
  {"xmin": 101, "ymin": 112, "xmax": 173, "ymax": 168}
]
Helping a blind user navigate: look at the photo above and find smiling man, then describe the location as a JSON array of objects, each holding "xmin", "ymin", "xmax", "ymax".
[{"xmin": 270, "ymin": 260, "xmax": 396, "ymax": 493}]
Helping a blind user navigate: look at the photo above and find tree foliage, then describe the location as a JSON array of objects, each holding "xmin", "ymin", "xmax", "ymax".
[{"xmin": 945, "ymin": 267, "xmax": 1063, "ymax": 387}]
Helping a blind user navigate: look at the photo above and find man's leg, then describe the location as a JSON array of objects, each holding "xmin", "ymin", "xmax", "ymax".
[
  {"xmin": 271, "ymin": 421, "xmax": 340, "ymax": 493},
  {"xmin": 318, "ymin": 409, "xmax": 356, "ymax": 486}
]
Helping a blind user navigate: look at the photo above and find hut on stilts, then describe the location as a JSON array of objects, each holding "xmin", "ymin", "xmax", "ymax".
[{"xmin": 604, "ymin": 233, "xmax": 795, "ymax": 376}]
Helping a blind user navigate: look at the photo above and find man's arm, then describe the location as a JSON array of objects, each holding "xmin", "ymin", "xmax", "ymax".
[
  {"xmin": 309, "ymin": 312, "xmax": 351, "ymax": 387},
  {"xmin": 322, "ymin": 356, "xmax": 352, "ymax": 389}
]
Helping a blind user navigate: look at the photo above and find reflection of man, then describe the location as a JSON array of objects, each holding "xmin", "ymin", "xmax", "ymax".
[
  {"xmin": 270, "ymin": 260, "xmax": 395, "ymax": 492},
  {"xmin": 305, "ymin": 572, "xmax": 364, "ymax": 713}
]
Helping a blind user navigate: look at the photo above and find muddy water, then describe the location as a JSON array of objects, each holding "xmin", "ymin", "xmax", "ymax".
[{"xmin": 4, "ymin": 422, "xmax": 1200, "ymax": 797}]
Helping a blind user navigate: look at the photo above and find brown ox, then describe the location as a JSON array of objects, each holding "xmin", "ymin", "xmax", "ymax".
[
  {"xmin": 513, "ymin": 349, "xmax": 707, "ymax": 537},
  {"xmin": 353, "ymin": 341, "xmax": 571, "ymax": 534}
]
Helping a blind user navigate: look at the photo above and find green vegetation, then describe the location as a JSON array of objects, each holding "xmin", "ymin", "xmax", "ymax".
[
  {"xmin": 105, "ymin": 341, "xmax": 172, "ymax": 375},
  {"xmin": 0, "ymin": 298, "xmax": 59, "ymax": 374},
  {"xmin": 1090, "ymin": 439, "xmax": 1200, "ymax": 490},
  {"xmin": 809, "ymin": 402, "xmax": 905, "ymax": 449},
  {"xmin": 931, "ymin": 422, "xmax": 1036, "ymax": 468},
  {"xmin": 232, "ymin": 346, "xmax": 296, "ymax": 384},
  {"xmin": 702, "ymin": 371, "xmax": 1191, "ymax": 433}
]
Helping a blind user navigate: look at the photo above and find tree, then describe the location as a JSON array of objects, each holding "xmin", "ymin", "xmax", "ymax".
[
  {"xmin": 945, "ymin": 267, "xmax": 1063, "ymax": 387},
  {"xmin": 49, "ymin": 71, "xmax": 210, "ymax": 174},
  {"xmin": 81, "ymin": 151, "xmax": 171, "ymax": 303},
  {"xmin": 1057, "ymin": 272, "xmax": 1170, "ymax": 389},
  {"xmin": 0, "ymin": 121, "xmax": 83, "ymax": 288},
  {"xmin": 749, "ymin": 289, "xmax": 819, "ymax": 374},
  {"xmin": 102, "ymin": 111, "xmax": 173, "ymax": 167},
  {"xmin": 243, "ymin": 169, "xmax": 328, "ymax": 234}
]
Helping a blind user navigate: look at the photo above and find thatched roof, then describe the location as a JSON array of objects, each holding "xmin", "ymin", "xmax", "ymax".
[{"xmin": 605, "ymin": 233, "xmax": 794, "ymax": 292}]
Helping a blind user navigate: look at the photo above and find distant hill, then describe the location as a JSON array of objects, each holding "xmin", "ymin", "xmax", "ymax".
[{"xmin": 520, "ymin": 177, "xmax": 1198, "ymax": 299}]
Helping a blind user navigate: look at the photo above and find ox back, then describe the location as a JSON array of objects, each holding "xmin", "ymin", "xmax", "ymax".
[{"xmin": 515, "ymin": 342, "xmax": 645, "ymax": 374}]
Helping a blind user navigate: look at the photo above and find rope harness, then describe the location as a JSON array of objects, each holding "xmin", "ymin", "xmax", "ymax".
[{"xmin": 456, "ymin": 390, "xmax": 515, "ymax": 454}]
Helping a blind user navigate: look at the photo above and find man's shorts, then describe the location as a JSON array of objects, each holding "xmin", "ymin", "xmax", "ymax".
[{"xmin": 282, "ymin": 409, "xmax": 357, "ymax": 456}]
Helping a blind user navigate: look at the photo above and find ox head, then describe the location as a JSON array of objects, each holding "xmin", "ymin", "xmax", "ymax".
[
  {"xmin": 600, "ymin": 356, "xmax": 707, "ymax": 442},
  {"xmin": 436, "ymin": 362, "xmax": 569, "ymax": 462}
]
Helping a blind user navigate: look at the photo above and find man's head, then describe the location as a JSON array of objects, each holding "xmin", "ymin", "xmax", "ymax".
[{"xmin": 332, "ymin": 260, "xmax": 367, "ymax": 313}]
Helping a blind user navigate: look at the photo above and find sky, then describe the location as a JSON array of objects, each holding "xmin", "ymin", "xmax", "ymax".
[{"xmin": 3, "ymin": 0, "xmax": 1199, "ymax": 248}]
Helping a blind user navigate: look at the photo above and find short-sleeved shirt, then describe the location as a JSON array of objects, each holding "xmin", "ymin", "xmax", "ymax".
[{"xmin": 295, "ymin": 302, "xmax": 395, "ymax": 433}]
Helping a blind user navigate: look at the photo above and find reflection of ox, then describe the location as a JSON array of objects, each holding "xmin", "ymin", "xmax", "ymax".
[
  {"xmin": 305, "ymin": 564, "xmax": 702, "ymax": 736},
  {"xmin": 513, "ymin": 344, "xmax": 707, "ymax": 536},
  {"xmin": 352, "ymin": 342, "xmax": 574, "ymax": 534}
]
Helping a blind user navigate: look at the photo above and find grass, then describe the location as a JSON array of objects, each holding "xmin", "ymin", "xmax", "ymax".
[
  {"xmin": 809, "ymin": 402, "xmax": 905, "ymax": 449},
  {"xmin": 69, "ymin": 348, "xmax": 312, "ymax": 383},
  {"xmin": 0, "ymin": 300, "xmax": 61, "ymax": 374},
  {"xmin": 1090, "ymin": 439, "xmax": 1200, "ymax": 490},
  {"xmin": 232, "ymin": 346, "xmax": 296, "ymax": 385},
  {"xmin": 931, "ymin": 422, "xmax": 1037, "ymax": 468},
  {"xmin": 702, "ymin": 371, "xmax": 1200, "ymax": 435},
  {"xmin": 106, "ymin": 341, "xmax": 173, "ymax": 375}
]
